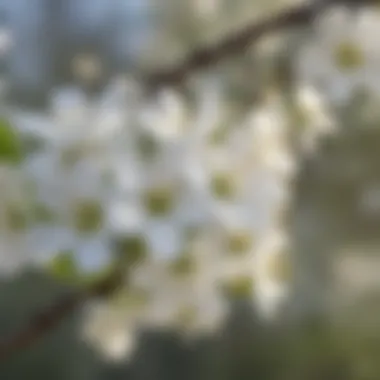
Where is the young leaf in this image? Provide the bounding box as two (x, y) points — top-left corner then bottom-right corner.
(0, 118), (23, 164)
(47, 250), (79, 284)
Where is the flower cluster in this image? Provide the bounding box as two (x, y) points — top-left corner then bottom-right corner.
(0, 71), (336, 358)
(296, 7), (380, 108)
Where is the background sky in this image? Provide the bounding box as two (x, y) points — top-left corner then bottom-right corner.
(0, 0), (154, 104)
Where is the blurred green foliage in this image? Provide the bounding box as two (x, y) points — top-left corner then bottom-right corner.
(2, 270), (380, 380)
(47, 250), (80, 284)
(46, 251), (116, 289)
(0, 118), (24, 164)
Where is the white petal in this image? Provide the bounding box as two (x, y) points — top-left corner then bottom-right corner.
(144, 219), (183, 260)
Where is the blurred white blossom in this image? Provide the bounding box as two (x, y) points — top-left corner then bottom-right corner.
(0, 5), (348, 356)
(296, 8), (380, 106)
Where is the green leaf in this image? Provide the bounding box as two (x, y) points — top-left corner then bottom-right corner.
(47, 250), (79, 284)
(0, 118), (24, 164)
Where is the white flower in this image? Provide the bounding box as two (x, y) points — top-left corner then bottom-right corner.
(106, 197), (146, 235)
(74, 234), (112, 274)
(175, 189), (212, 227)
(296, 8), (380, 105)
(242, 168), (291, 229)
(138, 89), (188, 142)
(253, 229), (291, 318)
(142, 217), (185, 261)
(290, 84), (336, 155)
(191, 74), (226, 139)
(3, 59), (298, 328)
(193, 0), (220, 19)
(25, 226), (76, 264)
(242, 98), (296, 178)
(111, 155), (145, 195)
(101, 75), (142, 108)
(83, 303), (137, 361)
(50, 86), (91, 143)
(9, 108), (54, 140)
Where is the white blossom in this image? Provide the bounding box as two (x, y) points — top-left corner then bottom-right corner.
(296, 8), (380, 106)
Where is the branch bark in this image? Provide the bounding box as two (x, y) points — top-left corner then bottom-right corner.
(144, 0), (376, 90)
(0, 0), (376, 363)
(0, 267), (124, 361)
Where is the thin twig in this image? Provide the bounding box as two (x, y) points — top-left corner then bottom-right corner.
(0, 267), (124, 361)
(144, 0), (376, 90)
(0, 0), (376, 363)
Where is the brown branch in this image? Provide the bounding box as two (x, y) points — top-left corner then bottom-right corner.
(144, 0), (376, 90)
(144, 3), (314, 89)
(0, 267), (124, 361)
(0, 0), (377, 363)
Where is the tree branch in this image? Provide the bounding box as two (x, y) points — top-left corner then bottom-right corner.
(0, 0), (377, 363)
(0, 267), (124, 361)
(144, 0), (376, 90)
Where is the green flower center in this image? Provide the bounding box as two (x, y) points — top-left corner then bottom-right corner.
(227, 230), (253, 255)
(221, 276), (254, 299)
(5, 203), (29, 232)
(210, 172), (236, 199)
(169, 254), (196, 277)
(144, 187), (175, 216)
(334, 42), (364, 71)
(73, 200), (104, 233)
(112, 234), (148, 266)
